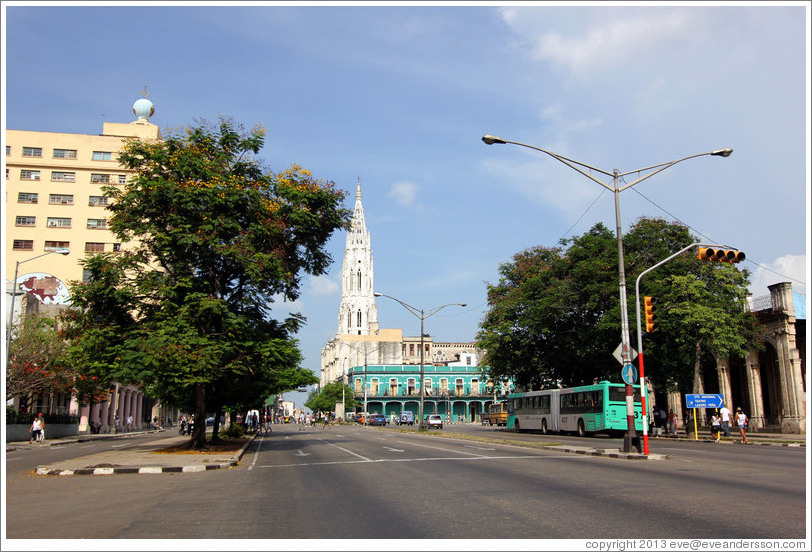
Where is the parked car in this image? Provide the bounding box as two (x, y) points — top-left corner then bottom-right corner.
(396, 411), (415, 426)
(424, 414), (443, 429)
(368, 414), (388, 426)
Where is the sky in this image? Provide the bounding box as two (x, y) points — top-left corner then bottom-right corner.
(3, 2), (809, 408)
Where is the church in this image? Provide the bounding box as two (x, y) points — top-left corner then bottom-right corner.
(320, 183), (499, 422)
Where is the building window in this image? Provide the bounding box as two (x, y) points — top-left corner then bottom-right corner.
(440, 378), (448, 393)
(44, 241), (69, 252)
(87, 218), (107, 229)
(49, 194), (74, 205)
(370, 379), (379, 395)
(90, 173), (111, 184)
(424, 379), (432, 395)
(46, 217), (71, 228)
(355, 378), (362, 394)
(22, 147), (42, 157)
(472, 379), (479, 394)
(15, 216), (36, 227)
(5, 145), (10, 155)
(92, 151), (112, 161)
(51, 171), (76, 182)
(13, 240), (34, 251)
(82, 269), (93, 283)
(409, 344), (415, 356)
(53, 148), (77, 159)
(407, 379), (415, 396)
(357, 269), (361, 291)
(20, 170), (41, 180)
(17, 192), (38, 204)
(112, 243), (121, 252)
(456, 378), (464, 395)
(389, 378), (398, 396)
(88, 195), (108, 207)
(357, 310), (362, 328)
(85, 242), (105, 252)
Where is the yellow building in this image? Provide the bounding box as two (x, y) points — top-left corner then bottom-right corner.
(5, 98), (161, 307)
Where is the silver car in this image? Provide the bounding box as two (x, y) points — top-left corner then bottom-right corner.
(424, 414), (443, 429)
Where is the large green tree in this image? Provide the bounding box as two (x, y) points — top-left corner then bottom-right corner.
(305, 382), (356, 417)
(63, 119), (349, 448)
(477, 218), (759, 397)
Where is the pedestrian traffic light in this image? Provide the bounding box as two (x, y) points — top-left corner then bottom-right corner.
(644, 296), (658, 333)
(696, 247), (746, 263)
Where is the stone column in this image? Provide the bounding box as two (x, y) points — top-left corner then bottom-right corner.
(769, 282), (806, 434)
(716, 356), (733, 410)
(100, 399), (110, 432)
(78, 404), (90, 433)
(745, 349), (765, 430)
(135, 393), (143, 429)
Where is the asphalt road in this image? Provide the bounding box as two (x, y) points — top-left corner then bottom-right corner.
(4, 424), (807, 541)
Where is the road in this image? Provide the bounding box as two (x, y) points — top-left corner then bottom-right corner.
(4, 424), (807, 540)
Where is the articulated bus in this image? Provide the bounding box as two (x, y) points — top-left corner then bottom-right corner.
(506, 381), (644, 437)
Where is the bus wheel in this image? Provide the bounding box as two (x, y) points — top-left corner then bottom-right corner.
(577, 419), (585, 438)
(541, 419), (548, 435)
(514, 420), (522, 433)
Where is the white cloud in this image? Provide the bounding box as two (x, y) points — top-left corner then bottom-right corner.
(500, 7), (694, 76)
(387, 180), (419, 207)
(748, 254), (807, 296)
(308, 274), (339, 297)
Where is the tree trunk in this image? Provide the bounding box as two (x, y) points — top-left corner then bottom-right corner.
(210, 408), (223, 443)
(191, 383), (207, 449)
(690, 338), (705, 432)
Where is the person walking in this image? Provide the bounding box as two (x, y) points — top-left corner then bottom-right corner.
(735, 407), (749, 444)
(667, 409), (677, 435)
(710, 413), (722, 443)
(30, 415), (43, 443)
(719, 404), (732, 437)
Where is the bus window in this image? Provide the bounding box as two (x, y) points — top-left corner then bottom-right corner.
(608, 387), (642, 403)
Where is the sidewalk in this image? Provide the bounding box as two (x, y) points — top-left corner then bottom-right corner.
(17, 430), (256, 476)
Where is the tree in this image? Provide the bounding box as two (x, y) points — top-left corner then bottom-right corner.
(6, 314), (72, 409)
(62, 119), (350, 448)
(477, 218), (758, 398)
(304, 382), (356, 416)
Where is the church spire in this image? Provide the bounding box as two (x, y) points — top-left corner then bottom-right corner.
(338, 180), (378, 335)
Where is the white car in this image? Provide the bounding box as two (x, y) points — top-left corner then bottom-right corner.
(424, 414), (443, 429)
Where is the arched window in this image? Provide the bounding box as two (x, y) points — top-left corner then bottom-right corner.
(357, 269), (362, 291)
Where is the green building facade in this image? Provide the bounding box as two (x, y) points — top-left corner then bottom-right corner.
(347, 364), (510, 423)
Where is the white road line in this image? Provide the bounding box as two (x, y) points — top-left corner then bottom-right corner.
(320, 440), (371, 462)
(258, 453), (572, 469)
(464, 445), (496, 451)
(394, 439), (489, 457)
(247, 435), (264, 471)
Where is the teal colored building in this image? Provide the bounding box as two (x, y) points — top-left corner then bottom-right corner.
(347, 364), (510, 422)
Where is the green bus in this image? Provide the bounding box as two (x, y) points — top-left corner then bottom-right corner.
(505, 381), (644, 437)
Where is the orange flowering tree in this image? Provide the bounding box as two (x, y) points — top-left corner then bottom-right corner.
(63, 119), (349, 448)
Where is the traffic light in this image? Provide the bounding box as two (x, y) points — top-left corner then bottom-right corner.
(644, 296), (658, 333)
(696, 247), (746, 263)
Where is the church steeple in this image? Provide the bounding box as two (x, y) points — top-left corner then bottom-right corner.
(338, 180), (378, 335)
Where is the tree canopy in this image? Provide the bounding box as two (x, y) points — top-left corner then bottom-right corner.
(305, 382), (356, 415)
(476, 218), (759, 396)
(61, 119), (347, 447)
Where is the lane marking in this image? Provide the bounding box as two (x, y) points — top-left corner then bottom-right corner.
(464, 445), (496, 451)
(258, 453), (575, 469)
(318, 438), (371, 462)
(247, 435), (264, 471)
(394, 439), (488, 457)
(383, 446), (405, 453)
(295, 450), (311, 457)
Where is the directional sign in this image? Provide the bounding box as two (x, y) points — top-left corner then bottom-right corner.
(621, 363), (638, 385)
(612, 342), (638, 365)
(685, 394), (724, 409)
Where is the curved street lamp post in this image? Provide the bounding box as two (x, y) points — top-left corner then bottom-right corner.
(375, 292), (466, 429)
(482, 134), (732, 453)
(6, 249), (71, 364)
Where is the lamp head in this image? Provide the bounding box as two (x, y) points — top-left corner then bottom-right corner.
(460, 303), (467, 307)
(482, 134), (506, 145)
(711, 148), (733, 157)
(373, 292), (382, 297)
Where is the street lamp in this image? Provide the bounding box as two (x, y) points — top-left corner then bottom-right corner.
(343, 340), (384, 425)
(482, 134), (732, 452)
(375, 292), (466, 429)
(6, 249), (70, 362)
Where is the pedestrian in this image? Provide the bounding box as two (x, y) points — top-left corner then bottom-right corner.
(114, 414), (121, 433)
(179, 415), (187, 435)
(37, 413), (46, 442)
(667, 409), (677, 435)
(710, 413), (722, 443)
(719, 404), (732, 437)
(127, 414), (134, 432)
(735, 407), (749, 444)
(30, 415), (43, 443)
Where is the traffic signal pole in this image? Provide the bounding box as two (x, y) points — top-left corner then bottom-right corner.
(634, 242), (745, 455)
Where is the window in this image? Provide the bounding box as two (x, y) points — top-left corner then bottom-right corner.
(82, 269), (93, 283)
(5, 145), (9, 155)
(112, 243), (121, 252)
(355, 378), (362, 394)
(92, 151), (112, 161)
(49, 194), (74, 205)
(44, 241), (69, 252)
(88, 195), (108, 207)
(22, 147), (42, 157)
(18, 192), (38, 204)
(85, 242), (105, 252)
(46, 217), (72, 228)
(15, 216), (36, 227)
(13, 240), (34, 251)
(51, 171), (76, 182)
(20, 170), (41, 180)
(87, 218), (107, 229)
(53, 149), (77, 159)
(90, 173), (111, 184)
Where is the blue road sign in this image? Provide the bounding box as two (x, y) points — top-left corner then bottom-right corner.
(685, 394), (724, 408)
(621, 364), (638, 385)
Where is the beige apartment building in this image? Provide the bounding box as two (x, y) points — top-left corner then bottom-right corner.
(5, 101), (161, 304)
(4, 98), (174, 433)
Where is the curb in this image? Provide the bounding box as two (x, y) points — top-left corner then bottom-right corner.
(34, 434), (257, 476)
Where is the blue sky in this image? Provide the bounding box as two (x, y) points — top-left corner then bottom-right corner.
(3, 3), (809, 406)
